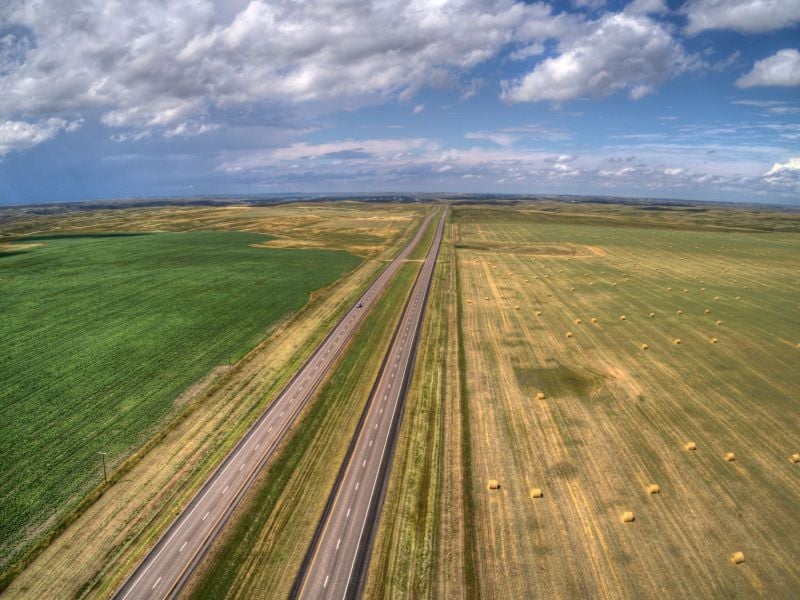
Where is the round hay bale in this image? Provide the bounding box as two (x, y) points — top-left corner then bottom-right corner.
(530, 488), (543, 499)
(620, 315), (627, 321)
(487, 479), (500, 490)
(685, 441), (697, 451)
(641, 343), (649, 350)
(570, 287), (575, 291)
(536, 392), (546, 400)
(676, 310), (683, 315)
(566, 332), (573, 338)
(736, 296), (740, 300)
(575, 318), (582, 324)
(730, 552), (745, 565)
(710, 337), (718, 344)
(647, 484), (660, 494)
(649, 312), (655, 318)
(674, 339), (682, 345)
(467, 300), (472, 304)
(620, 511), (635, 523)
(484, 296), (489, 301)
(591, 317), (598, 323)
(612, 282), (618, 286)
(589, 282), (595, 286)
(789, 453), (800, 464)
(515, 305), (520, 310)
(667, 287), (673, 291)
(683, 289), (689, 293)
(704, 309), (711, 314)
(724, 452), (736, 462)
(714, 296), (720, 300)
(536, 311), (542, 316)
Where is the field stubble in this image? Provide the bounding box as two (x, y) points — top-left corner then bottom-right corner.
(455, 206), (800, 597)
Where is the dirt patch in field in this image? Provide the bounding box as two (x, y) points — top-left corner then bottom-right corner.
(173, 366), (228, 408)
(0, 242), (45, 253)
(513, 363), (603, 398)
(455, 241), (607, 257)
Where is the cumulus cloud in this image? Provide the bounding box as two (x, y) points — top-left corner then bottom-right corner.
(0, 118), (82, 155)
(765, 157), (800, 175)
(0, 0), (563, 152)
(501, 12), (693, 103)
(736, 49), (800, 88)
(683, 0), (800, 34)
(412, 104), (425, 115)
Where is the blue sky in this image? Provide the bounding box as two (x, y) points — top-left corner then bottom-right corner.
(0, 0), (798, 205)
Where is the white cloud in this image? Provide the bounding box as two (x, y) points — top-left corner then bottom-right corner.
(732, 99), (800, 115)
(683, 0), (800, 34)
(501, 12), (693, 104)
(465, 131), (517, 146)
(412, 104), (425, 115)
(766, 157), (800, 175)
(0, 0), (562, 152)
(509, 42), (545, 61)
(625, 0), (669, 16)
(0, 118), (82, 155)
(736, 49), (800, 88)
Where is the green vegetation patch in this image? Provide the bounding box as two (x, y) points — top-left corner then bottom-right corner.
(0, 231), (360, 570)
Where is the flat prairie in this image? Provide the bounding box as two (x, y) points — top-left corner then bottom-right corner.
(455, 204), (800, 597)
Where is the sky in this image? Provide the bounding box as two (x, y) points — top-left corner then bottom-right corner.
(0, 0), (799, 206)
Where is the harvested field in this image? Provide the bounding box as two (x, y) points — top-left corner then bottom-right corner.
(450, 204), (800, 597)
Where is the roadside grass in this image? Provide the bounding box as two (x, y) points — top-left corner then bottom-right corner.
(0, 231), (359, 574)
(453, 204), (800, 597)
(1, 205), (425, 597)
(365, 214), (478, 598)
(186, 230), (433, 599)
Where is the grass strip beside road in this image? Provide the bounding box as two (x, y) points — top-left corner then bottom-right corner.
(363, 214), (463, 597)
(186, 229), (434, 599)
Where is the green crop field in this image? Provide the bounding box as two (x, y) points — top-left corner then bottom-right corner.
(0, 231), (360, 571)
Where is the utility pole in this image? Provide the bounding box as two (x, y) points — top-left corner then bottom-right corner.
(98, 451), (107, 484)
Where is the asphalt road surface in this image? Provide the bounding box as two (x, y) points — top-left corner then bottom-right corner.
(113, 211), (437, 600)
(293, 209), (446, 600)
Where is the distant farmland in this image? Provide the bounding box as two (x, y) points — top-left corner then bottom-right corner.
(0, 231), (360, 571)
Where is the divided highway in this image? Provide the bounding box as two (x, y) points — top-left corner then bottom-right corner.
(293, 209), (446, 599)
(114, 211), (437, 600)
